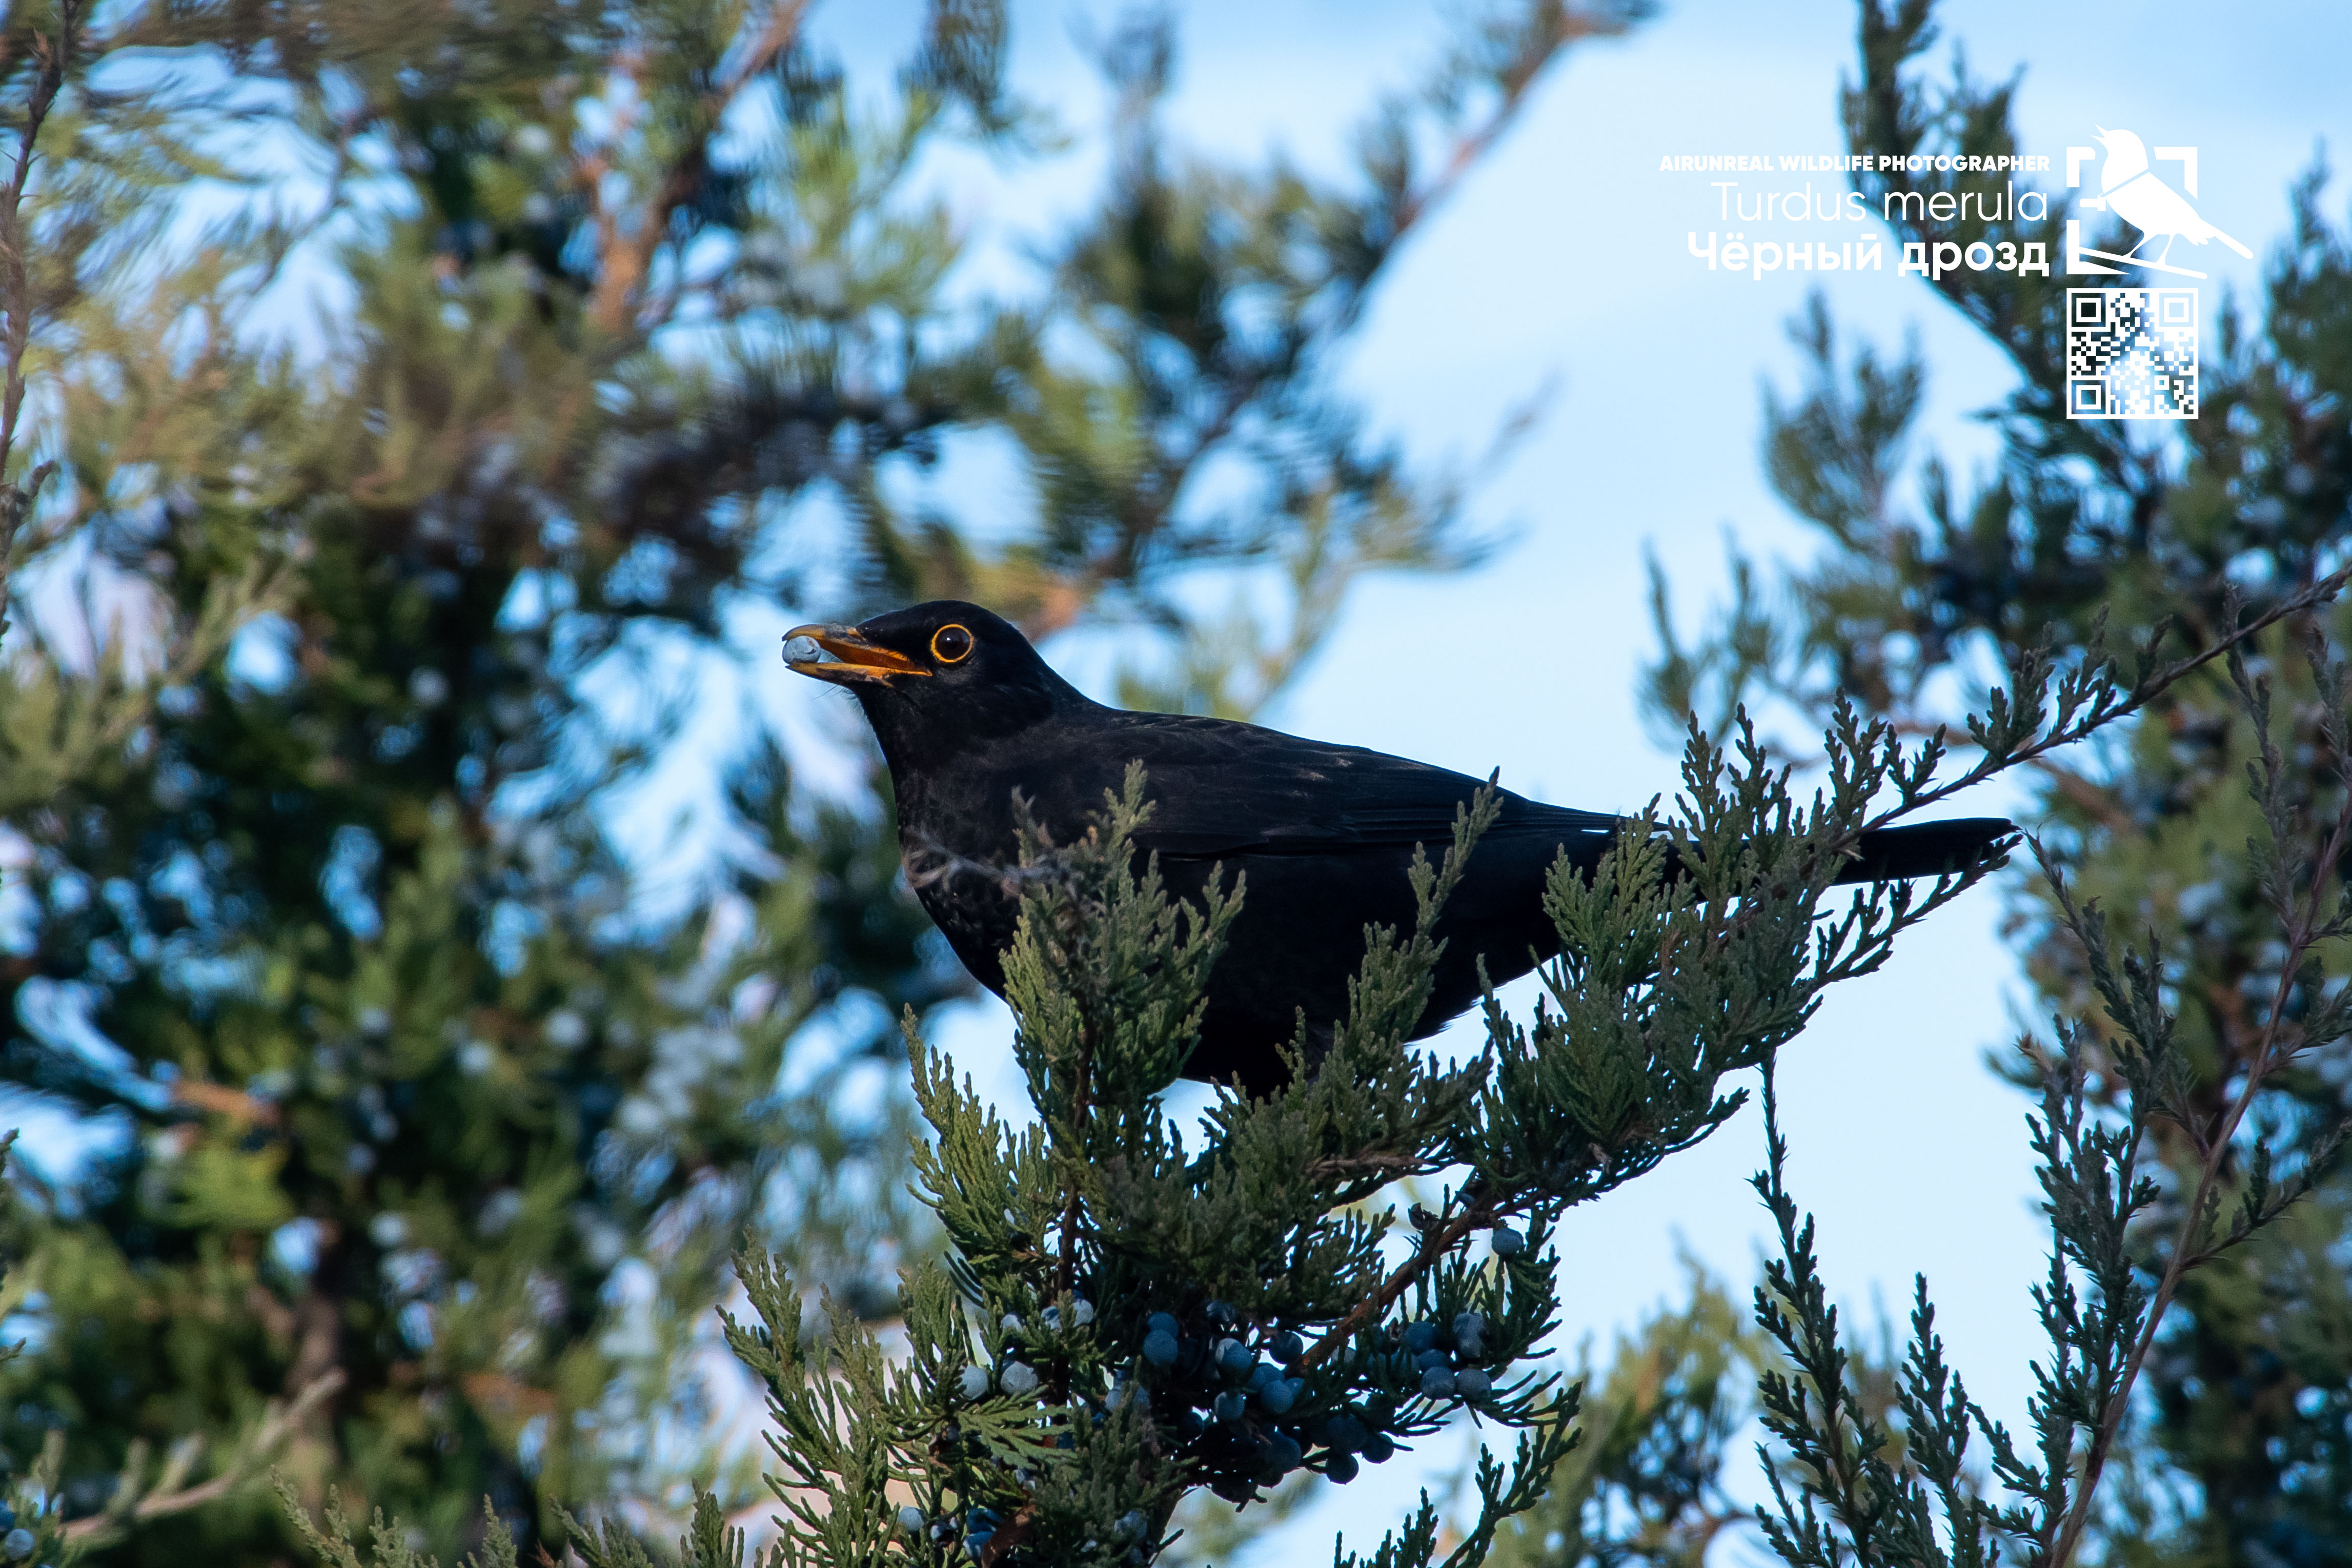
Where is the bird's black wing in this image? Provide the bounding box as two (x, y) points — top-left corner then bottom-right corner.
(1069, 710), (1621, 861)
(1058, 711), (2008, 881)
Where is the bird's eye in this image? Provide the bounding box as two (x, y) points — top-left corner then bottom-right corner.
(931, 624), (974, 664)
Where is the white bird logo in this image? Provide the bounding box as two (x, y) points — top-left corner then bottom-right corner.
(2084, 127), (2252, 270)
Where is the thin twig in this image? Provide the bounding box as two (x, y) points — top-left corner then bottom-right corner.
(1383, 7), (1613, 255)
(1863, 563), (2352, 836)
(61, 1370), (347, 1542)
(1294, 1196), (1501, 1373)
(2046, 663), (2352, 1565)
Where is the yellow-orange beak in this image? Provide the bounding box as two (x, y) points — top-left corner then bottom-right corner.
(782, 623), (932, 687)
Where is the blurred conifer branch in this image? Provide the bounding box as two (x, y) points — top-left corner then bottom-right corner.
(63, 1370), (346, 1547)
(0, 0), (79, 639)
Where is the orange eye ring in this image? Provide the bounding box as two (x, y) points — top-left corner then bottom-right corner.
(931, 624), (974, 664)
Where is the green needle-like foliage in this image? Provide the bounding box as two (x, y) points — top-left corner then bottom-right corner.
(270, 0), (2352, 1549)
(0, 0), (1646, 1559)
(1639, 3), (2352, 1560)
(1742, 642), (2352, 1568)
(520, 591), (2334, 1566)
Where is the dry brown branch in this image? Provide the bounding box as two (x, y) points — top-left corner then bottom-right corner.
(585, 1), (809, 335)
(1386, 6), (1615, 241)
(62, 1370), (347, 1543)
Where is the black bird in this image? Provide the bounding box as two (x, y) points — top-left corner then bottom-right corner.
(784, 600), (2011, 1096)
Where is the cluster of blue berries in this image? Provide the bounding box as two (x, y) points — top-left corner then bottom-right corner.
(952, 1299), (1097, 1407)
(1133, 1298), (1511, 1500)
(1136, 1301), (1328, 1499)
(0, 1501), (43, 1566)
(905, 1288), (1520, 1554)
(1392, 1311), (1500, 1401)
(904, 1500), (1007, 1563)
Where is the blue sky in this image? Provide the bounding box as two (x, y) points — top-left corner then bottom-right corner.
(723, 0), (2352, 1556)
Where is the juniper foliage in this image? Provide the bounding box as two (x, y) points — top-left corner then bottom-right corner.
(1484, 1261), (1768, 1567)
(521, 601), (2352, 1567)
(1740, 636), (2350, 1568)
(0, 0), (1622, 1559)
(1641, 1), (2352, 1558)
(0, 1138), (80, 1566)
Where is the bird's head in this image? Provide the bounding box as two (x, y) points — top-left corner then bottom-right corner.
(782, 600), (1084, 766)
(2093, 127), (2148, 181)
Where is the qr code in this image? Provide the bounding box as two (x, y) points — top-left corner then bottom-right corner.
(2066, 288), (2198, 420)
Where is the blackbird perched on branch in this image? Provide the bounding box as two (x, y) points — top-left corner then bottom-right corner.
(785, 601), (2012, 1095)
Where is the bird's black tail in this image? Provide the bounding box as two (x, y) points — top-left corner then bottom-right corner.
(1837, 818), (2016, 884)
